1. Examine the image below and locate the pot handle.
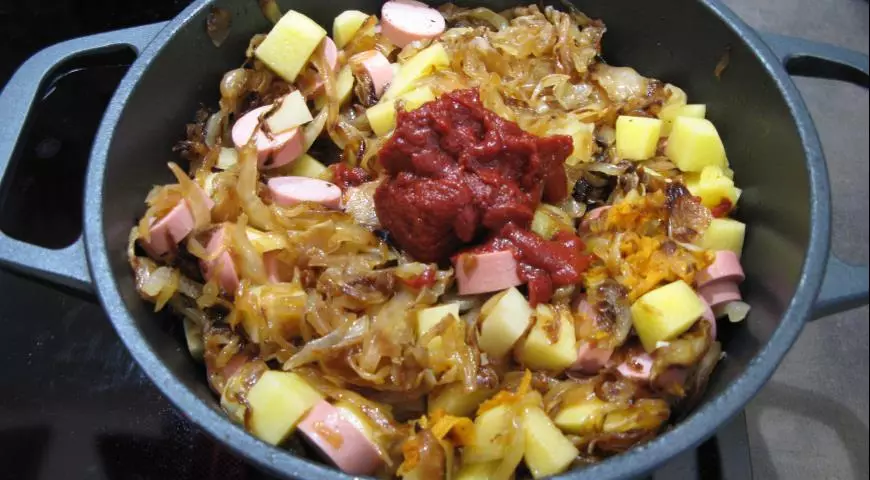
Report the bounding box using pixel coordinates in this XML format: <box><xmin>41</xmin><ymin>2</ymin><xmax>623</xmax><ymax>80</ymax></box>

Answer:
<box><xmin>0</xmin><ymin>23</ymin><xmax>166</xmax><ymax>292</ymax></box>
<box><xmin>761</xmin><ymin>33</ymin><xmax>869</xmax><ymax>319</ymax></box>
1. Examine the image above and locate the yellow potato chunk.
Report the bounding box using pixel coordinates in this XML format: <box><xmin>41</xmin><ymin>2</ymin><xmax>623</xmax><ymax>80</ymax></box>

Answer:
<box><xmin>531</xmin><ymin>204</ymin><xmax>574</xmax><ymax>240</ymax></box>
<box><xmin>285</xmin><ymin>153</ymin><xmax>328</xmax><ymax>179</ymax></box>
<box><xmin>616</xmin><ymin>116</ymin><xmax>662</xmax><ymax>161</ymax></box>
<box><xmin>265</xmin><ymin>91</ymin><xmax>313</xmax><ymax>133</ymax></box>
<box><xmin>428</xmin><ymin>382</ymin><xmax>496</xmax><ymax>417</ymax></box>
<box><xmin>216</xmin><ymin>147</ymin><xmax>239</xmax><ymax>170</ymax></box>
<box><xmin>516</xmin><ymin>305</ymin><xmax>577</xmax><ymax>372</ymax></box>
<box><xmin>523</xmin><ymin>407</ymin><xmax>579</xmax><ymax>479</ymax></box>
<box><xmin>333</xmin><ymin>10</ymin><xmax>369</xmax><ymax>48</ymax></box>
<box><xmin>314</xmin><ymin>65</ymin><xmax>355</xmax><ymax>110</ymax></box>
<box><xmin>384</xmin><ymin>43</ymin><xmax>449</xmax><ymax>100</ymax></box>
<box><xmin>631</xmin><ymin>280</ymin><xmax>707</xmax><ymax>352</ymax></box>
<box><xmin>367</xmin><ymin>86</ymin><xmax>435</xmax><ymax>137</ymax></box>
<box><xmin>478</xmin><ymin>287</ymin><xmax>533</xmax><ymax>358</ymax></box>
<box><xmin>463</xmin><ymin>405</ymin><xmax>512</xmax><ymax>463</ymax></box>
<box><xmin>554</xmin><ymin>397</ymin><xmax>611</xmax><ymax>435</ymax></box>
<box><xmin>666</xmin><ymin>117</ymin><xmax>727</xmax><ymax>172</ymax></box>
<box><xmin>455</xmin><ymin>461</ymin><xmax>499</xmax><ymax>480</ymax></box>
<box><xmin>255</xmin><ymin>11</ymin><xmax>327</xmax><ymax>82</ymax></box>
<box><xmin>246</xmin><ymin>371</ymin><xmax>323</xmax><ymax>445</ymax></box>
<box><xmin>417</xmin><ymin>302</ymin><xmax>459</xmax><ymax>340</ymax></box>
<box><xmin>659</xmin><ymin>103</ymin><xmax>706</xmax><ymax>136</ymax></box>
<box><xmin>685</xmin><ymin>165</ymin><xmax>742</xmax><ymax>208</ymax></box>
<box><xmin>698</xmin><ymin>217</ymin><xmax>746</xmax><ymax>257</ymax></box>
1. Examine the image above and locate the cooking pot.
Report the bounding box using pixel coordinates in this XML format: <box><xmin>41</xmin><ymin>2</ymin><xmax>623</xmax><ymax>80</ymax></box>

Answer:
<box><xmin>0</xmin><ymin>0</ymin><xmax>867</xmax><ymax>478</ymax></box>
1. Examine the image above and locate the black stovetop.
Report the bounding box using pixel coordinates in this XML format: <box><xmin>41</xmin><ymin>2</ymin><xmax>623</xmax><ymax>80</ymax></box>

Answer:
<box><xmin>0</xmin><ymin>2</ymin><xmax>753</xmax><ymax>479</ymax></box>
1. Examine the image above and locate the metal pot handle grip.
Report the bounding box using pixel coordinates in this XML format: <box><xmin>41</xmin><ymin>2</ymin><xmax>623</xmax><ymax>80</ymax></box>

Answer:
<box><xmin>760</xmin><ymin>33</ymin><xmax>869</xmax><ymax>319</ymax></box>
<box><xmin>0</xmin><ymin>23</ymin><xmax>166</xmax><ymax>292</ymax></box>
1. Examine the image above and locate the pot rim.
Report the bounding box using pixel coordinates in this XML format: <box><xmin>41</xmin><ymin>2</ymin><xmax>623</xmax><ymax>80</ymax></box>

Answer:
<box><xmin>83</xmin><ymin>0</ymin><xmax>831</xmax><ymax>478</ymax></box>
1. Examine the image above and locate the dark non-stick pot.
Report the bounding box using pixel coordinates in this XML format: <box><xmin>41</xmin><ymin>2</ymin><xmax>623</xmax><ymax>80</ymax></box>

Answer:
<box><xmin>0</xmin><ymin>0</ymin><xmax>867</xmax><ymax>478</ymax></box>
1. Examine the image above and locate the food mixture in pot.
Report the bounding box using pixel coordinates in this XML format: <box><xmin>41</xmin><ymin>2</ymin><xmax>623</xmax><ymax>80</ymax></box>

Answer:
<box><xmin>130</xmin><ymin>2</ymin><xmax>751</xmax><ymax>478</ymax></box>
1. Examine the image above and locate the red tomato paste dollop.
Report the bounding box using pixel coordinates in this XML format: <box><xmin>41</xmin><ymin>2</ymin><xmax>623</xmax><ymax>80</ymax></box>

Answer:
<box><xmin>374</xmin><ymin>88</ymin><xmax>591</xmax><ymax>304</ymax></box>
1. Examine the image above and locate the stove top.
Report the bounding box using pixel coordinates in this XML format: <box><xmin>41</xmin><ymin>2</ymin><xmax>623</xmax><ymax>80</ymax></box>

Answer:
<box><xmin>0</xmin><ymin>2</ymin><xmax>753</xmax><ymax>479</ymax></box>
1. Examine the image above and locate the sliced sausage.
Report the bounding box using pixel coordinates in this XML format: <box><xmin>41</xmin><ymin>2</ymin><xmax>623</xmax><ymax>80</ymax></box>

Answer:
<box><xmin>700</xmin><ymin>294</ymin><xmax>717</xmax><ymax>339</ymax></box>
<box><xmin>381</xmin><ymin>0</ymin><xmax>446</xmax><ymax>48</ymax></box>
<box><xmin>323</xmin><ymin>37</ymin><xmax>339</xmax><ymax>71</ymax></box>
<box><xmin>231</xmin><ymin>105</ymin><xmax>304</xmax><ymax>170</ymax></box>
<box><xmin>352</xmin><ymin>50</ymin><xmax>393</xmax><ymax>98</ymax></box>
<box><xmin>297</xmin><ymin>400</ymin><xmax>382</xmax><ymax>475</ymax></box>
<box><xmin>579</xmin><ymin>206</ymin><xmax>610</xmax><ymax>231</ymax></box>
<box><xmin>199</xmin><ymin>225</ymin><xmax>240</xmax><ymax>294</ymax></box>
<box><xmin>570</xmin><ymin>342</ymin><xmax>614</xmax><ymax>374</ymax></box>
<box><xmin>264</xmin><ymin>251</ymin><xmax>292</xmax><ymax>283</ymax></box>
<box><xmin>267</xmin><ymin>176</ymin><xmax>343</xmax><ymax>209</ymax></box>
<box><xmin>699</xmin><ymin>280</ymin><xmax>742</xmax><ymax>309</ymax></box>
<box><xmin>617</xmin><ymin>352</ymin><xmax>653</xmax><ymax>381</ymax></box>
<box><xmin>696</xmin><ymin>250</ymin><xmax>745</xmax><ymax>287</ymax></box>
<box><xmin>141</xmin><ymin>185</ymin><xmax>214</xmax><ymax>257</ymax></box>
<box><xmin>453</xmin><ymin>250</ymin><xmax>524</xmax><ymax>295</ymax></box>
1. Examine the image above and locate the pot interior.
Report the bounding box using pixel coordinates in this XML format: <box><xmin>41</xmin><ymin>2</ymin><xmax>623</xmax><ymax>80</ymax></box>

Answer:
<box><xmin>96</xmin><ymin>0</ymin><xmax>812</xmax><ymax>476</ymax></box>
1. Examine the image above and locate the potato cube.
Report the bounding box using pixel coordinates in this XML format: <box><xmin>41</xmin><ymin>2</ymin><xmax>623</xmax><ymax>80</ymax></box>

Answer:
<box><xmin>685</xmin><ymin>165</ymin><xmax>742</xmax><ymax>208</ymax></box>
<box><xmin>616</xmin><ymin>116</ymin><xmax>662</xmax><ymax>161</ymax></box>
<box><xmin>333</xmin><ymin>10</ymin><xmax>369</xmax><ymax>48</ymax></box>
<box><xmin>516</xmin><ymin>305</ymin><xmax>577</xmax><ymax>372</ymax></box>
<box><xmin>659</xmin><ymin>103</ymin><xmax>706</xmax><ymax>136</ymax></box>
<box><xmin>315</xmin><ymin>65</ymin><xmax>355</xmax><ymax>110</ymax></box>
<box><xmin>463</xmin><ymin>405</ymin><xmax>512</xmax><ymax>463</ymax></box>
<box><xmin>246</xmin><ymin>371</ymin><xmax>324</xmax><ymax>445</ymax></box>
<box><xmin>554</xmin><ymin>397</ymin><xmax>611</xmax><ymax>435</ymax></box>
<box><xmin>428</xmin><ymin>382</ymin><xmax>496</xmax><ymax>417</ymax></box>
<box><xmin>455</xmin><ymin>461</ymin><xmax>499</xmax><ymax>480</ymax></box>
<box><xmin>417</xmin><ymin>303</ymin><xmax>460</xmax><ymax>340</ymax></box>
<box><xmin>666</xmin><ymin>117</ymin><xmax>727</xmax><ymax>172</ymax></box>
<box><xmin>367</xmin><ymin>86</ymin><xmax>436</xmax><ymax>137</ymax></box>
<box><xmin>697</xmin><ymin>218</ymin><xmax>746</xmax><ymax>257</ymax></box>
<box><xmin>531</xmin><ymin>204</ymin><xmax>574</xmax><ymax>240</ymax></box>
<box><xmin>255</xmin><ymin>11</ymin><xmax>327</xmax><ymax>82</ymax></box>
<box><xmin>550</xmin><ymin>118</ymin><xmax>595</xmax><ymax>165</ymax></box>
<box><xmin>265</xmin><ymin>91</ymin><xmax>313</xmax><ymax>133</ymax></box>
<box><xmin>478</xmin><ymin>287</ymin><xmax>533</xmax><ymax>358</ymax></box>
<box><xmin>384</xmin><ymin>43</ymin><xmax>449</xmax><ymax>100</ymax></box>
<box><xmin>631</xmin><ymin>280</ymin><xmax>707</xmax><ymax>352</ymax></box>
<box><xmin>523</xmin><ymin>407</ymin><xmax>579</xmax><ymax>479</ymax></box>
<box><xmin>286</xmin><ymin>153</ymin><xmax>328</xmax><ymax>179</ymax></box>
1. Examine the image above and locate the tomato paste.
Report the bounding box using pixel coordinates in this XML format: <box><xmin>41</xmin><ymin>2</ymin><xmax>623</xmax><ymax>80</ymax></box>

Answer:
<box><xmin>374</xmin><ymin>89</ymin><xmax>573</xmax><ymax>263</ymax></box>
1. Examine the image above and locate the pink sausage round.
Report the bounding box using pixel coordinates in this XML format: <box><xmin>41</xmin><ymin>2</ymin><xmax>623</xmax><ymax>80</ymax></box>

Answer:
<box><xmin>231</xmin><ymin>106</ymin><xmax>304</xmax><ymax>170</ymax></box>
<box><xmin>199</xmin><ymin>226</ymin><xmax>240</xmax><ymax>295</ymax></box>
<box><xmin>617</xmin><ymin>353</ymin><xmax>653</xmax><ymax>381</ymax></box>
<box><xmin>454</xmin><ymin>250</ymin><xmax>524</xmax><ymax>295</ymax></box>
<box><xmin>297</xmin><ymin>400</ymin><xmax>382</xmax><ymax>475</ymax></box>
<box><xmin>579</xmin><ymin>206</ymin><xmax>611</xmax><ymax>231</ymax></box>
<box><xmin>381</xmin><ymin>0</ymin><xmax>446</xmax><ymax>48</ymax></box>
<box><xmin>353</xmin><ymin>50</ymin><xmax>393</xmax><ymax>97</ymax></box>
<box><xmin>699</xmin><ymin>280</ymin><xmax>742</xmax><ymax>309</ymax></box>
<box><xmin>323</xmin><ymin>37</ymin><xmax>339</xmax><ymax>71</ymax></box>
<box><xmin>141</xmin><ymin>185</ymin><xmax>214</xmax><ymax>257</ymax></box>
<box><xmin>267</xmin><ymin>176</ymin><xmax>343</xmax><ymax>209</ymax></box>
<box><xmin>696</xmin><ymin>250</ymin><xmax>745</xmax><ymax>287</ymax></box>
<box><xmin>700</xmin><ymin>294</ymin><xmax>717</xmax><ymax>339</ymax></box>
<box><xmin>570</xmin><ymin>342</ymin><xmax>614</xmax><ymax>374</ymax></box>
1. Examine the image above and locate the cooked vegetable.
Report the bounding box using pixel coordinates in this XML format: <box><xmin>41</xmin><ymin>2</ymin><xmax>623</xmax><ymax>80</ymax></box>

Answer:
<box><xmin>685</xmin><ymin>164</ymin><xmax>742</xmax><ymax>209</ymax></box>
<box><xmin>455</xmin><ymin>461</ymin><xmax>499</xmax><ymax>480</ymax></box>
<box><xmin>333</xmin><ymin>10</ymin><xmax>371</xmax><ymax>48</ymax></box>
<box><xmin>265</xmin><ymin>91</ymin><xmax>313</xmax><ymax>133</ymax></box>
<box><xmin>216</xmin><ymin>147</ymin><xmax>239</xmax><ymax>170</ymax></box>
<box><xmin>665</xmin><ymin>117</ymin><xmax>727</xmax><ymax>172</ymax></box>
<box><xmin>315</xmin><ymin>65</ymin><xmax>355</xmax><ymax>110</ymax></box>
<box><xmin>631</xmin><ymin>280</ymin><xmax>707</xmax><ymax>352</ymax></box>
<box><xmin>366</xmin><ymin>86</ymin><xmax>436</xmax><ymax>136</ymax></box>
<box><xmin>417</xmin><ymin>303</ymin><xmax>460</xmax><ymax>339</ymax></box>
<box><xmin>428</xmin><ymin>383</ymin><xmax>496</xmax><ymax>417</ymax></box>
<box><xmin>246</xmin><ymin>371</ymin><xmax>324</xmax><ymax>445</ymax></box>
<box><xmin>697</xmin><ymin>217</ymin><xmax>746</xmax><ymax>257</ymax></box>
<box><xmin>659</xmin><ymin>103</ymin><xmax>706</xmax><ymax>136</ymax></box>
<box><xmin>463</xmin><ymin>405</ymin><xmax>511</xmax><ymax>463</ymax></box>
<box><xmin>615</xmin><ymin>116</ymin><xmax>662</xmax><ymax>161</ymax></box>
<box><xmin>284</xmin><ymin>153</ymin><xmax>328</xmax><ymax>178</ymax></box>
<box><xmin>530</xmin><ymin>203</ymin><xmax>574</xmax><ymax>240</ymax></box>
<box><xmin>516</xmin><ymin>304</ymin><xmax>576</xmax><ymax>372</ymax></box>
<box><xmin>554</xmin><ymin>395</ymin><xmax>611</xmax><ymax>435</ymax></box>
<box><xmin>384</xmin><ymin>43</ymin><xmax>449</xmax><ymax>100</ymax></box>
<box><xmin>255</xmin><ymin>11</ymin><xmax>327</xmax><ymax>82</ymax></box>
<box><xmin>478</xmin><ymin>287</ymin><xmax>533</xmax><ymax>358</ymax></box>
<box><xmin>523</xmin><ymin>406</ymin><xmax>579</xmax><ymax>478</ymax></box>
